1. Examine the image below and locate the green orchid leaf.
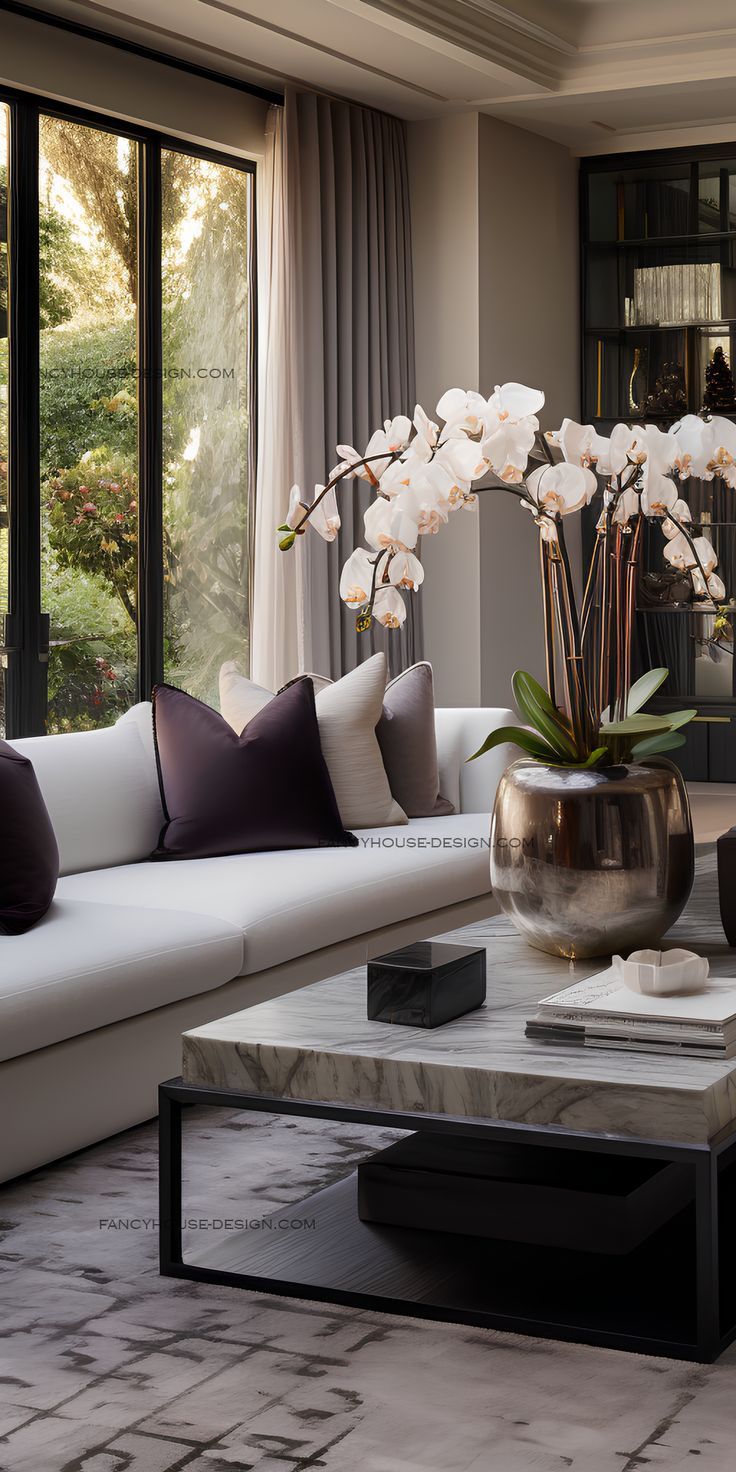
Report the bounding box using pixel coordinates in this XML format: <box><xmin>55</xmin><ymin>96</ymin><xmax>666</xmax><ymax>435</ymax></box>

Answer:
<box><xmin>511</xmin><ymin>670</ymin><xmax>578</xmax><ymax>760</ymax></box>
<box><xmin>666</xmin><ymin>708</ymin><xmax>698</xmax><ymax>731</ymax></box>
<box><xmin>599</xmin><ymin>713</ymin><xmax>672</xmax><ymax>737</ymax></box>
<box><xmin>625</xmin><ymin>667</ymin><xmax>669</xmax><ymax>716</ymax></box>
<box><xmin>278</xmin><ymin>532</ymin><xmax>297</xmax><ymax>551</ymax></box>
<box><xmin>631</xmin><ymin>731</ymin><xmax>687</xmax><ymax>760</ymax></box>
<box><xmin>276</xmin><ymin>523</ymin><xmax>292</xmax><ymax>533</ymax></box>
<box><xmin>467</xmin><ymin>725</ymin><xmax>561</xmax><ymax>764</ymax></box>
<box><xmin>580</xmin><ymin>746</ymin><xmax>610</xmax><ymax>768</ymax></box>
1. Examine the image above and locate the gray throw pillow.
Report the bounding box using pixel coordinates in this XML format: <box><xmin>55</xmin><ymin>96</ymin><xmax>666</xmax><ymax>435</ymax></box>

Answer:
<box><xmin>376</xmin><ymin>662</ymin><xmax>454</xmax><ymax>818</ymax></box>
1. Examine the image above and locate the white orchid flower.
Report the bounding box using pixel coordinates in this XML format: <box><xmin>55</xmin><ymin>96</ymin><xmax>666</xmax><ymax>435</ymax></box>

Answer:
<box><xmin>436</xmin><ymin>388</ymin><xmax>488</xmax><ymax>440</ymax></box>
<box><xmin>359</xmin><ymin>424</ymin><xmax>408</xmax><ymax>483</ymax></box>
<box><xmin>482</xmin><ymin>417</ymin><xmax>537</xmax><ymax>483</ymax></box>
<box><xmin>607</xmin><ymin>423</ymin><xmax>643</xmax><ymax>482</ymax></box>
<box><xmin>337</xmin><ymin>418</ymin><xmax>411</xmax><ymax>487</ymax></box>
<box><xmin>662</xmin><ymin>499</ymin><xmax>692</xmax><ymax>539</ymax></box>
<box><xmin>435</xmin><ymin>435</ymin><xmax>488</xmax><ymax>482</ymax></box>
<box><xmin>339</xmin><ymin>548</ymin><xmax>375</xmax><ymax>608</ymax></box>
<box><xmin>692</xmin><ymin>535</ymin><xmax>719</xmax><ymax>576</ymax></box>
<box><xmin>373</xmin><ymin>585</ymin><xmax>407</xmax><ymax>628</ymax></box>
<box><xmin>612</xmin><ymin>486</ymin><xmax>641</xmax><ymax>525</ymax></box>
<box><xmin>636</xmin><ymin>426</ymin><xmax>678</xmax><ymax>516</ymax></box>
<box><xmin>706</xmin><ymin>418</ymin><xmax>736</xmax><ymax>484</ymax></box>
<box><xmin>335</xmin><ymin>444</ymin><xmax>364</xmax><ymax>478</ymax></box>
<box><xmin>413</xmin><ymin>404</ymin><xmax>439</xmax><ymax>449</ymax></box>
<box><xmin>527</xmin><ymin>462</ymin><xmax>597</xmax><ymax>516</ymax></box>
<box><xmin>383</xmin><ymin>415</ymin><xmax>412</xmax><ymax>451</ymax></box>
<box><xmin>286</xmin><ymin>483</ymin><xmax>307</xmax><ymax>531</ymax></box>
<box><xmin>328</xmin><ymin>460</ymin><xmax>353</xmax><ymax>483</ymax></box>
<box><xmin>400</xmin><ymin>479</ymin><xmax>452</xmax><ymax>535</ymax></box>
<box><xmin>387</xmin><ymin>550</ymin><xmax>424</xmax><ymax>590</ymax></box>
<box><xmin>670</xmin><ymin>415</ymin><xmax>707</xmax><ymax>480</ymax></box>
<box><xmin>522</xmin><ymin>501</ymin><xmax>559</xmax><ymax>542</ymax></box>
<box><xmin>708</xmin><ymin>572</ymin><xmax>726</xmax><ymax>601</ymax></box>
<box><xmin>664</xmin><ymin>532</ymin><xmax>718</xmax><ymax>576</ymax></box>
<box><xmin>663</xmin><ymin>532</ymin><xmax>696</xmax><ymax>571</ymax></box>
<box><xmin>488</xmin><ymin>382</ymin><xmax>545</xmax><ymax>420</ymax></box>
<box><xmin>363</xmin><ymin>494</ymin><xmax>419</xmax><ymax>552</ymax></box>
<box><xmin>309</xmin><ymin>485</ymin><xmax>341</xmax><ymax>541</ymax></box>
<box><xmin>641</xmin><ymin>476</ymin><xmax>678</xmax><ymax>517</ymax></box>
<box><xmin>550</xmin><ymin>419</ymin><xmax>610</xmax><ymax>473</ymax></box>
<box><xmin>420</xmin><ymin>457</ymin><xmax>474</xmax><ymax>516</ymax></box>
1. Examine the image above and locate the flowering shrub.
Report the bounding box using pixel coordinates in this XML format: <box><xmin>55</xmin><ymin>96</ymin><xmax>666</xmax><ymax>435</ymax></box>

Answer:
<box><xmin>44</xmin><ymin>448</ymin><xmax>138</xmax><ymax>627</ymax></box>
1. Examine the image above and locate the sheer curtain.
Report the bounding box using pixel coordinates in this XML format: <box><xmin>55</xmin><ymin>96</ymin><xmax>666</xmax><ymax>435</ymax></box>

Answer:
<box><xmin>251</xmin><ymin>105</ymin><xmax>302</xmax><ymax>690</ymax></box>
<box><xmin>251</xmin><ymin>89</ymin><xmax>420</xmax><ymax>688</ymax></box>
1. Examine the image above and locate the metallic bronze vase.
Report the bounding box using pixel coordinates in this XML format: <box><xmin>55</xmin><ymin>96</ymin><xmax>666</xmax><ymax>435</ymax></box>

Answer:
<box><xmin>490</xmin><ymin>759</ymin><xmax>694</xmax><ymax>960</ymax></box>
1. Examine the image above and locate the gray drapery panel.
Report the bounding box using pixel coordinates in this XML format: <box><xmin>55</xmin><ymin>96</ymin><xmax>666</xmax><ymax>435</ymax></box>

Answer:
<box><xmin>287</xmin><ymin>88</ymin><xmax>420</xmax><ymax>679</ymax></box>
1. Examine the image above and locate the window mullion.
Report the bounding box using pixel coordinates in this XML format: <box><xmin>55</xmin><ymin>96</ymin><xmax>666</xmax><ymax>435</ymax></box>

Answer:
<box><xmin>137</xmin><ymin>135</ymin><xmax>164</xmax><ymax>701</ymax></box>
<box><xmin>6</xmin><ymin>94</ymin><xmax>45</xmax><ymax>737</ymax></box>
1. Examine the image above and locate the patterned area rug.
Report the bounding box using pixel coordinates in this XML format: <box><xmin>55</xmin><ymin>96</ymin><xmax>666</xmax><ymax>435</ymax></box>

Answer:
<box><xmin>0</xmin><ymin>1105</ymin><xmax>734</xmax><ymax>1472</ymax></box>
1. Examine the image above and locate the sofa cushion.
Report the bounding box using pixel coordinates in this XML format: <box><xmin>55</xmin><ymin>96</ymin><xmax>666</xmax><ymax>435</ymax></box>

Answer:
<box><xmin>9</xmin><ymin>704</ymin><xmax>163</xmax><ymax>877</ymax></box>
<box><xmin>376</xmin><ymin>662</ymin><xmax>454</xmax><ymax>818</ymax></box>
<box><xmin>0</xmin><ymin>740</ymin><xmax>59</xmax><ymax>933</ymax></box>
<box><xmin>0</xmin><ymin>900</ymin><xmax>243</xmax><ymax>1063</ymax></box>
<box><xmin>152</xmin><ymin>679</ymin><xmax>356</xmax><ymax>859</ymax></box>
<box><xmin>219</xmin><ymin>653</ymin><xmax>408</xmax><ymax>830</ymax></box>
<box><xmin>58</xmin><ymin>813</ymin><xmax>492</xmax><ymax>976</ymax></box>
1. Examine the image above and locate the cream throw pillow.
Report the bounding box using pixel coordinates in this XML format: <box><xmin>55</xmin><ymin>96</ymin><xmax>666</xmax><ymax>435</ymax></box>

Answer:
<box><xmin>219</xmin><ymin>653</ymin><xmax>407</xmax><ymax>829</ymax></box>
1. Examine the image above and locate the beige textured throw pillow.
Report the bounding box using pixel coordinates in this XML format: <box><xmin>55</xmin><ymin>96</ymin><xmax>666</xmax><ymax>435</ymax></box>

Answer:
<box><xmin>219</xmin><ymin>653</ymin><xmax>407</xmax><ymax>829</ymax></box>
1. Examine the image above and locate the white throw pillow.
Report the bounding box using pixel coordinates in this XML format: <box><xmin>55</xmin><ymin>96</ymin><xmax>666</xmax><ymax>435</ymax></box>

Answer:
<box><xmin>219</xmin><ymin>653</ymin><xmax>407</xmax><ymax>829</ymax></box>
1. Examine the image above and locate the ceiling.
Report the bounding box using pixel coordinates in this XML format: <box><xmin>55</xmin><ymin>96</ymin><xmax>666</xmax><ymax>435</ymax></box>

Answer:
<box><xmin>13</xmin><ymin>0</ymin><xmax>736</xmax><ymax>153</ymax></box>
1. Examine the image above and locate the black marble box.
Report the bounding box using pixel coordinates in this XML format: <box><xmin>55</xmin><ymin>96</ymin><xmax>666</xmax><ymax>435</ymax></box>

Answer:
<box><xmin>367</xmin><ymin>940</ymin><xmax>486</xmax><ymax>1028</ymax></box>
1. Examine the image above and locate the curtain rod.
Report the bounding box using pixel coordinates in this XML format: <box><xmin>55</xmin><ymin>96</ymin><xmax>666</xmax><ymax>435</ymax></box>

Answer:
<box><xmin>0</xmin><ymin>0</ymin><xmax>284</xmax><ymax>106</ymax></box>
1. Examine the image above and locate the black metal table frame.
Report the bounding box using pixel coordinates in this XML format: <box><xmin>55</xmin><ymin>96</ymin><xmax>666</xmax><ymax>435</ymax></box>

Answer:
<box><xmin>159</xmin><ymin>1077</ymin><xmax>736</xmax><ymax>1363</ymax></box>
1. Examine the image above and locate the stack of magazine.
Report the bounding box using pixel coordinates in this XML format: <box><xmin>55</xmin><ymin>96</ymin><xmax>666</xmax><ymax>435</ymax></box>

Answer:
<box><xmin>526</xmin><ymin>968</ymin><xmax>736</xmax><ymax>1059</ymax></box>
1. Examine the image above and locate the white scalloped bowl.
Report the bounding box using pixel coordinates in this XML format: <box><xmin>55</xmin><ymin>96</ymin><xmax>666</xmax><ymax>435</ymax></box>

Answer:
<box><xmin>614</xmin><ymin>948</ymin><xmax>710</xmax><ymax>997</ymax></box>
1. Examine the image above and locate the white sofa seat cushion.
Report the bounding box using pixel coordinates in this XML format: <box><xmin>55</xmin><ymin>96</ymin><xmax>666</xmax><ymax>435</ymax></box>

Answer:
<box><xmin>0</xmin><ymin>902</ymin><xmax>243</xmax><ymax>1063</ymax></box>
<box><xmin>8</xmin><ymin>704</ymin><xmax>163</xmax><ymax>876</ymax></box>
<box><xmin>58</xmin><ymin>813</ymin><xmax>492</xmax><ymax>977</ymax></box>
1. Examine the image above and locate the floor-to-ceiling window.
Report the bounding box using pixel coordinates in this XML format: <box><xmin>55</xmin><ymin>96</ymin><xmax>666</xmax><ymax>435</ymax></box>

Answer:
<box><xmin>1</xmin><ymin>91</ymin><xmax>254</xmax><ymax>737</ymax></box>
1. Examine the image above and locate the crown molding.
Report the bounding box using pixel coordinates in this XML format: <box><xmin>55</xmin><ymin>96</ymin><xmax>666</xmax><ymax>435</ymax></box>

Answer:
<box><xmin>324</xmin><ymin>0</ymin><xmax>563</xmax><ymax>88</ymax></box>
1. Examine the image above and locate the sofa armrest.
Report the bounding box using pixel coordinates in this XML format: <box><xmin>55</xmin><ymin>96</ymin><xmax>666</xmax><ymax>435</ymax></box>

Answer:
<box><xmin>434</xmin><ymin>707</ymin><xmax>516</xmax><ymax>815</ymax></box>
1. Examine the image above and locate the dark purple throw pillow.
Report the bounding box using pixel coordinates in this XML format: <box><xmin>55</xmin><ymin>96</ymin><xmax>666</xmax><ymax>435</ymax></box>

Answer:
<box><xmin>151</xmin><ymin>679</ymin><xmax>358</xmax><ymax>860</ymax></box>
<box><xmin>0</xmin><ymin>741</ymin><xmax>59</xmax><ymax>934</ymax></box>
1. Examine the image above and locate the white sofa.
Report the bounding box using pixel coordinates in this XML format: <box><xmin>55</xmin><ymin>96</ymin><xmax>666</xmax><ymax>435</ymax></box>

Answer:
<box><xmin>0</xmin><ymin>701</ymin><xmax>514</xmax><ymax>1182</ymax></box>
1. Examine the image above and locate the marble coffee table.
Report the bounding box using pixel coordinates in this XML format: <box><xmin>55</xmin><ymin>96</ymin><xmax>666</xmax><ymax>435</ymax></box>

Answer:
<box><xmin>160</xmin><ymin>850</ymin><xmax>736</xmax><ymax>1362</ymax></box>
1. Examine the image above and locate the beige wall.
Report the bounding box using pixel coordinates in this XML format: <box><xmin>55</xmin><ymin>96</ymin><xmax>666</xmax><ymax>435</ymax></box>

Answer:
<box><xmin>407</xmin><ymin>112</ymin><xmax>482</xmax><ymax>707</ymax></box>
<box><xmin>0</xmin><ymin>9</ymin><xmax>268</xmax><ymax>158</ymax></box>
<box><xmin>478</xmin><ymin>114</ymin><xmax>580</xmax><ymax>707</ymax></box>
<box><xmin>408</xmin><ymin>110</ymin><xmax>580</xmax><ymax>708</ymax></box>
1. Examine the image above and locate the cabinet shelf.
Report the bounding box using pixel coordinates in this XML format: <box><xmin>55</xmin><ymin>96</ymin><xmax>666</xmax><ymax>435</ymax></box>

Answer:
<box><xmin>586</xmin><ymin>233</ymin><xmax>736</xmax><ymax>250</ymax></box>
<box><xmin>586</xmin><ymin>322</ymin><xmax>736</xmax><ymax>335</ymax></box>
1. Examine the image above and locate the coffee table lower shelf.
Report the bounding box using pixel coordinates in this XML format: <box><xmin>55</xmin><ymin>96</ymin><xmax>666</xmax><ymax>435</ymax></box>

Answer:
<box><xmin>159</xmin><ymin>1078</ymin><xmax>736</xmax><ymax>1363</ymax></box>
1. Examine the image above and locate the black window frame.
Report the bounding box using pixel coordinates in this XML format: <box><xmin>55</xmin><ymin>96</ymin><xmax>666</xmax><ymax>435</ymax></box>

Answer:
<box><xmin>1</xmin><ymin>84</ymin><xmax>257</xmax><ymax>736</ymax></box>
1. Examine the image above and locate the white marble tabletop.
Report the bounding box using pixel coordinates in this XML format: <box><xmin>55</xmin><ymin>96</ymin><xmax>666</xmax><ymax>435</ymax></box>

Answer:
<box><xmin>182</xmin><ymin>849</ymin><xmax>736</xmax><ymax>1145</ymax></box>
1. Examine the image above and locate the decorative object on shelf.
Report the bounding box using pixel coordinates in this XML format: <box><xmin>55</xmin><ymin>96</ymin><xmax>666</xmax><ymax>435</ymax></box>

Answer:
<box><xmin>614</xmin><ymin>948</ymin><xmax>709</xmax><ymax>997</ymax></box>
<box><xmin>633</xmin><ymin>263</ymin><xmax>736</xmax><ymax>325</ymax></box>
<box><xmin>639</xmin><ymin>569</ymin><xmax>693</xmax><ymax>607</ymax></box>
<box><xmin>366</xmin><ymin>941</ymin><xmax>486</xmax><ymax>1028</ymax></box>
<box><xmin>628</xmin><ymin>345</ymin><xmax>645</xmax><ymax>414</ymax></box>
<box><xmin>643</xmin><ymin>361</ymin><xmax>687</xmax><ymax>418</ymax></box>
<box><xmin>703</xmin><ymin>345</ymin><xmax>736</xmax><ymax>414</ymax></box>
<box><xmin>277</xmin><ymin>387</ymin><xmax>736</xmax><ymax>957</ymax></box>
